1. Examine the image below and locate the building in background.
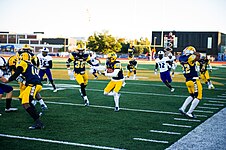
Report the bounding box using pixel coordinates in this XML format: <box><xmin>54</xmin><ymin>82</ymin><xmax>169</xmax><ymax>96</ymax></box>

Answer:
<box><xmin>151</xmin><ymin>31</ymin><xmax>226</xmax><ymax>61</ymax></box>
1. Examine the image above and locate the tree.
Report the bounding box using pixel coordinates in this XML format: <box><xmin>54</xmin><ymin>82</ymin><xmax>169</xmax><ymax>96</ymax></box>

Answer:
<box><xmin>87</xmin><ymin>31</ymin><xmax>122</xmax><ymax>54</ymax></box>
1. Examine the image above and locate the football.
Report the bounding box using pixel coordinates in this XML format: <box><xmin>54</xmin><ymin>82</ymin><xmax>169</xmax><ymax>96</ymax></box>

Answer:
<box><xmin>107</xmin><ymin>68</ymin><xmax>114</xmax><ymax>73</ymax></box>
<box><xmin>194</xmin><ymin>52</ymin><xmax>200</xmax><ymax>61</ymax></box>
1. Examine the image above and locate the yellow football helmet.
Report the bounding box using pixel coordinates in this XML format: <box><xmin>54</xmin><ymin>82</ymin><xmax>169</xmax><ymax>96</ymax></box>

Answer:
<box><xmin>107</xmin><ymin>52</ymin><xmax>117</xmax><ymax>63</ymax></box>
<box><xmin>19</xmin><ymin>52</ymin><xmax>31</xmax><ymax>62</ymax></box>
<box><xmin>22</xmin><ymin>44</ymin><xmax>33</xmax><ymax>52</ymax></box>
<box><xmin>183</xmin><ymin>46</ymin><xmax>196</xmax><ymax>56</ymax></box>
<box><xmin>7</xmin><ymin>55</ymin><xmax>18</xmax><ymax>69</ymax></box>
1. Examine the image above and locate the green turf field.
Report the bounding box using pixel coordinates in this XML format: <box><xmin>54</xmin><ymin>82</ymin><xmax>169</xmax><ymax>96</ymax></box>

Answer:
<box><xmin>0</xmin><ymin>60</ymin><xmax>225</xmax><ymax>150</ymax></box>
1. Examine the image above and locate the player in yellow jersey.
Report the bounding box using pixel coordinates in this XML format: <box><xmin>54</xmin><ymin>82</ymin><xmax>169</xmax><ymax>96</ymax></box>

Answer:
<box><xmin>66</xmin><ymin>48</ymin><xmax>93</xmax><ymax>106</ymax></box>
<box><xmin>2</xmin><ymin>53</ymin><xmax>44</xmax><ymax>129</ymax></box>
<box><xmin>127</xmin><ymin>48</ymin><xmax>138</xmax><ymax>80</ymax></box>
<box><xmin>178</xmin><ymin>46</ymin><xmax>202</xmax><ymax>118</ymax></box>
<box><xmin>8</xmin><ymin>54</ymin><xmax>48</xmax><ymax>112</ymax></box>
<box><xmin>196</xmin><ymin>54</ymin><xmax>214</xmax><ymax>89</ymax></box>
<box><xmin>103</xmin><ymin>52</ymin><xmax>124</xmax><ymax>111</ymax></box>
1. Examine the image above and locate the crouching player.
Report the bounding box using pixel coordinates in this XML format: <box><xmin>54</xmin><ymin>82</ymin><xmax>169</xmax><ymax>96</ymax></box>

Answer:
<box><xmin>2</xmin><ymin>53</ymin><xmax>44</xmax><ymax>129</ymax></box>
<box><xmin>103</xmin><ymin>52</ymin><xmax>124</xmax><ymax>112</ymax></box>
<box><xmin>179</xmin><ymin>46</ymin><xmax>202</xmax><ymax>118</ymax></box>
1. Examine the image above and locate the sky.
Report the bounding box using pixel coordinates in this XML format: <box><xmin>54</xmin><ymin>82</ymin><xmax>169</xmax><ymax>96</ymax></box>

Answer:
<box><xmin>0</xmin><ymin>0</ymin><xmax>226</xmax><ymax>39</ymax></box>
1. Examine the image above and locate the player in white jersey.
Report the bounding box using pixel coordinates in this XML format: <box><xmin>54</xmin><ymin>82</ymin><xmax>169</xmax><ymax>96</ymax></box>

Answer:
<box><xmin>0</xmin><ymin>56</ymin><xmax>18</xmax><ymax>114</ymax></box>
<box><xmin>89</xmin><ymin>51</ymin><xmax>105</xmax><ymax>79</ymax></box>
<box><xmin>37</xmin><ymin>48</ymin><xmax>57</xmax><ymax>92</ymax></box>
<box><xmin>167</xmin><ymin>52</ymin><xmax>177</xmax><ymax>77</ymax></box>
<box><xmin>155</xmin><ymin>51</ymin><xmax>175</xmax><ymax>92</ymax></box>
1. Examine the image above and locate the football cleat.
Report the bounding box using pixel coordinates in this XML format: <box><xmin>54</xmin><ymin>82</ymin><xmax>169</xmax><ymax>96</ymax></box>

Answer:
<box><xmin>5</xmin><ymin>107</ymin><xmax>18</xmax><ymax>112</ymax></box>
<box><xmin>122</xmin><ymin>81</ymin><xmax>126</xmax><ymax>87</ymax></box>
<box><xmin>53</xmin><ymin>89</ymin><xmax>58</xmax><ymax>92</ymax></box>
<box><xmin>29</xmin><ymin>123</ymin><xmax>44</xmax><ymax>130</ymax></box>
<box><xmin>186</xmin><ymin>113</ymin><xmax>197</xmax><ymax>119</ymax></box>
<box><xmin>84</xmin><ymin>99</ymin><xmax>89</xmax><ymax>106</ymax></box>
<box><xmin>179</xmin><ymin>108</ymin><xmax>186</xmax><ymax>115</ymax></box>
<box><xmin>41</xmin><ymin>104</ymin><xmax>48</xmax><ymax>111</ymax></box>
<box><xmin>83</xmin><ymin>96</ymin><xmax>89</xmax><ymax>106</ymax></box>
<box><xmin>170</xmin><ymin>88</ymin><xmax>175</xmax><ymax>92</ymax></box>
<box><xmin>0</xmin><ymin>113</ymin><xmax>2</xmax><ymax>116</ymax></box>
<box><xmin>114</xmin><ymin>107</ymin><xmax>119</xmax><ymax>112</ymax></box>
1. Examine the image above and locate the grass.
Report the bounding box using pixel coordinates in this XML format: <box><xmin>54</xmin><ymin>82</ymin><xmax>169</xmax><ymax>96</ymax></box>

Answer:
<box><xmin>0</xmin><ymin>59</ymin><xmax>225</xmax><ymax>150</ymax></box>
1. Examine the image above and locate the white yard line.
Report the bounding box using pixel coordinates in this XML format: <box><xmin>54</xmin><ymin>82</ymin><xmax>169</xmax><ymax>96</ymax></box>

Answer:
<box><xmin>149</xmin><ymin>130</ymin><xmax>181</xmax><ymax>135</ymax></box>
<box><xmin>133</xmin><ymin>138</ymin><xmax>169</xmax><ymax>144</ymax></box>
<box><xmin>207</xmin><ymin>100</ymin><xmax>226</xmax><ymax>104</ymax></box>
<box><xmin>173</xmin><ymin>118</ymin><xmax>201</xmax><ymax>122</ymax></box>
<box><xmin>193</xmin><ymin>110</ymin><xmax>213</xmax><ymax>114</ymax></box>
<box><xmin>162</xmin><ymin>123</ymin><xmax>192</xmax><ymax>128</ymax></box>
<box><xmin>203</xmin><ymin>103</ymin><xmax>224</xmax><ymax>107</ymax></box>
<box><xmin>45</xmin><ymin>101</ymin><xmax>206</xmax><ymax>118</ymax></box>
<box><xmin>0</xmin><ymin>134</ymin><xmax>126</xmax><ymax>150</ymax></box>
<box><xmin>197</xmin><ymin>106</ymin><xmax>219</xmax><ymax>110</ymax></box>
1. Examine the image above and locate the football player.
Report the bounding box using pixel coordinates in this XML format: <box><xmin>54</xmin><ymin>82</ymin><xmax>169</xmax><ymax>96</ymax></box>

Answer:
<box><xmin>89</xmin><ymin>51</ymin><xmax>104</xmax><ymax>79</ymax></box>
<box><xmin>178</xmin><ymin>46</ymin><xmax>202</xmax><ymax>118</ymax></box>
<box><xmin>126</xmin><ymin>56</ymin><xmax>138</xmax><ymax>80</ymax></box>
<box><xmin>155</xmin><ymin>51</ymin><xmax>175</xmax><ymax>92</ymax></box>
<box><xmin>8</xmin><ymin>54</ymin><xmax>48</xmax><ymax>112</ymax></box>
<box><xmin>103</xmin><ymin>52</ymin><xmax>124</xmax><ymax>111</ymax></box>
<box><xmin>2</xmin><ymin>53</ymin><xmax>44</xmax><ymax>129</ymax></box>
<box><xmin>37</xmin><ymin>48</ymin><xmax>57</xmax><ymax>92</ymax></box>
<box><xmin>0</xmin><ymin>56</ymin><xmax>18</xmax><ymax>114</ymax></box>
<box><xmin>196</xmin><ymin>54</ymin><xmax>214</xmax><ymax>89</ymax></box>
<box><xmin>66</xmin><ymin>48</ymin><xmax>93</xmax><ymax>106</ymax></box>
<box><xmin>167</xmin><ymin>52</ymin><xmax>177</xmax><ymax>77</ymax></box>
<box><xmin>20</xmin><ymin>44</ymin><xmax>37</xmax><ymax>66</ymax></box>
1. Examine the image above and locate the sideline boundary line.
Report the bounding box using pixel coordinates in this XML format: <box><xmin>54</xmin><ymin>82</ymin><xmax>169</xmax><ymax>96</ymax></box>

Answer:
<box><xmin>0</xmin><ymin>134</ymin><xmax>126</xmax><ymax>150</ymax></box>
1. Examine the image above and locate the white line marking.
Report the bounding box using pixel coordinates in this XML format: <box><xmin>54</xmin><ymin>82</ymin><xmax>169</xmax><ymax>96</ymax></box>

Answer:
<box><xmin>85</xmin><ymin>88</ymin><xmax>226</xmax><ymax>101</ymax></box>
<box><xmin>162</xmin><ymin>123</ymin><xmax>192</xmax><ymax>128</ymax></box>
<box><xmin>173</xmin><ymin>118</ymin><xmax>201</xmax><ymax>122</ymax></box>
<box><xmin>149</xmin><ymin>130</ymin><xmax>181</xmax><ymax>135</ymax></box>
<box><xmin>90</xmin><ymin>80</ymin><xmax>226</xmax><ymax>91</ymax></box>
<box><xmin>0</xmin><ymin>134</ymin><xmax>126</xmax><ymax>150</ymax></box>
<box><xmin>133</xmin><ymin>138</ymin><xmax>169</xmax><ymax>144</ymax></box>
<box><xmin>203</xmin><ymin>103</ymin><xmax>224</xmax><ymax>107</ymax></box>
<box><xmin>217</xmin><ymin>95</ymin><xmax>226</xmax><ymax>98</ymax></box>
<box><xmin>208</xmin><ymin>100</ymin><xmax>226</xmax><ymax>104</ymax></box>
<box><xmin>197</xmin><ymin>106</ymin><xmax>219</xmax><ymax>110</ymax></box>
<box><xmin>46</xmin><ymin>101</ymin><xmax>179</xmax><ymax>115</ymax></box>
<box><xmin>45</xmin><ymin>101</ymin><xmax>207</xmax><ymax>118</ymax></box>
<box><xmin>193</xmin><ymin>110</ymin><xmax>213</xmax><ymax>113</ymax></box>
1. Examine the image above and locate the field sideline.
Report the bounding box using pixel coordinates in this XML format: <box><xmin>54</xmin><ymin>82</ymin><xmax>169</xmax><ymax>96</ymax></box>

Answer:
<box><xmin>0</xmin><ymin>58</ymin><xmax>225</xmax><ymax>149</ymax></box>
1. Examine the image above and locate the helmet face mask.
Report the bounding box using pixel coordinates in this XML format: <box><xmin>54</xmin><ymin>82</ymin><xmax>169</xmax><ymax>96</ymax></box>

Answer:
<box><xmin>158</xmin><ymin>51</ymin><xmax>164</xmax><ymax>59</ymax></box>
<box><xmin>107</xmin><ymin>52</ymin><xmax>117</xmax><ymax>63</ymax></box>
<box><xmin>41</xmin><ymin>48</ymin><xmax>49</xmax><ymax>56</ymax></box>
<box><xmin>183</xmin><ymin>46</ymin><xmax>196</xmax><ymax>56</ymax></box>
<box><xmin>77</xmin><ymin>48</ymin><xmax>85</xmax><ymax>56</ymax></box>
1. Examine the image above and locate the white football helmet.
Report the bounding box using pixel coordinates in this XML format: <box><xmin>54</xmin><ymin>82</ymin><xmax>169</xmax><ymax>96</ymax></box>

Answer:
<box><xmin>158</xmin><ymin>51</ymin><xmax>164</xmax><ymax>59</ymax></box>
<box><xmin>0</xmin><ymin>57</ymin><xmax>7</xmax><ymax>67</ymax></box>
<box><xmin>42</xmin><ymin>48</ymin><xmax>49</xmax><ymax>53</ymax></box>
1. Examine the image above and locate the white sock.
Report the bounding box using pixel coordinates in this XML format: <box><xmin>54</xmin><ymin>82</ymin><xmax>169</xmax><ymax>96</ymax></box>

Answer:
<box><xmin>114</xmin><ymin>93</ymin><xmax>120</xmax><ymax>108</ymax></box>
<box><xmin>39</xmin><ymin>99</ymin><xmax>45</xmax><ymax>106</ymax></box>
<box><xmin>187</xmin><ymin>98</ymin><xmax>200</xmax><ymax>114</ymax></box>
<box><xmin>181</xmin><ymin>96</ymin><xmax>193</xmax><ymax>111</ymax></box>
<box><xmin>107</xmin><ymin>91</ymin><xmax>114</xmax><ymax>96</ymax></box>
